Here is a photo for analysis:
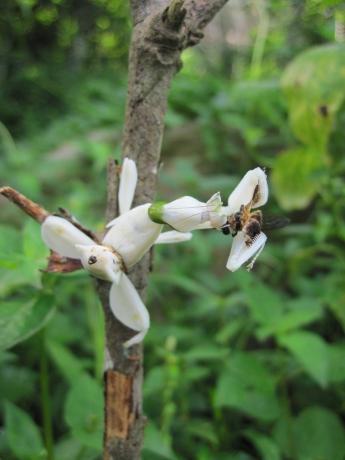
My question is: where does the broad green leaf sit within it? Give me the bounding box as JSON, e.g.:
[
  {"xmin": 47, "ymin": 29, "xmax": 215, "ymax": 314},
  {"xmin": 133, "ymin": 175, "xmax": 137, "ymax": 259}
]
[
  {"xmin": 282, "ymin": 44, "xmax": 345, "ymax": 149},
  {"xmin": 22, "ymin": 219, "xmax": 48, "ymax": 262},
  {"xmin": 143, "ymin": 422, "xmax": 177, "ymax": 460},
  {"xmin": 0, "ymin": 222, "xmax": 47, "ymax": 293},
  {"xmin": 245, "ymin": 430, "xmax": 281, "ymax": 460},
  {"xmin": 0, "ymin": 364, "xmax": 36, "ymax": 407},
  {"xmin": 185, "ymin": 419, "xmax": 218, "ymax": 446},
  {"xmin": 54, "ymin": 437, "xmax": 99, "ymax": 460},
  {"xmin": 214, "ymin": 352, "xmax": 280, "ymax": 421},
  {"xmin": 0, "ymin": 294, "xmax": 55, "ymax": 351},
  {"xmin": 0, "ymin": 225, "xmax": 20, "ymax": 259},
  {"xmin": 294, "ymin": 406, "xmax": 345, "ymax": 460},
  {"xmin": 273, "ymin": 415, "xmax": 295, "ymax": 459},
  {"xmin": 237, "ymin": 272, "xmax": 284, "ymax": 325},
  {"xmin": 152, "ymin": 273, "xmax": 209, "ymax": 296},
  {"xmin": 278, "ymin": 331, "xmax": 329, "ymax": 387},
  {"xmin": 328, "ymin": 344, "xmax": 345, "ymax": 383},
  {"xmin": 272, "ymin": 147, "xmax": 326, "ymax": 211},
  {"xmin": 47, "ymin": 340, "xmax": 86, "ymax": 383},
  {"xmin": 257, "ymin": 297, "xmax": 323, "ymax": 340},
  {"xmin": 5, "ymin": 401, "xmax": 46, "ymax": 460},
  {"xmin": 64, "ymin": 374, "xmax": 103, "ymax": 451},
  {"xmin": 0, "ymin": 264, "xmax": 41, "ymax": 295},
  {"xmin": 216, "ymin": 318, "xmax": 245, "ymax": 344},
  {"xmin": 144, "ymin": 366, "xmax": 165, "ymax": 397},
  {"xmin": 183, "ymin": 365, "xmax": 211, "ymax": 383},
  {"xmin": 325, "ymin": 280, "xmax": 345, "ymax": 332},
  {"xmin": 183, "ymin": 345, "xmax": 229, "ymax": 362}
]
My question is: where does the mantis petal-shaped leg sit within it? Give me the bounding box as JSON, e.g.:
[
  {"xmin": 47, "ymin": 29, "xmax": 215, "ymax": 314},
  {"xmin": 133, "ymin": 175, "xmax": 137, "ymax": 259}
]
[
  {"xmin": 226, "ymin": 231, "xmax": 267, "ymax": 272},
  {"xmin": 118, "ymin": 158, "xmax": 138, "ymax": 215},
  {"xmin": 41, "ymin": 215, "xmax": 94, "ymax": 259},
  {"xmin": 155, "ymin": 230, "xmax": 192, "ymax": 244},
  {"xmin": 109, "ymin": 273, "xmax": 150, "ymax": 348},
  {"xmin": 226, "ymin": 168, "xmax": 268, "ymax": 215}
]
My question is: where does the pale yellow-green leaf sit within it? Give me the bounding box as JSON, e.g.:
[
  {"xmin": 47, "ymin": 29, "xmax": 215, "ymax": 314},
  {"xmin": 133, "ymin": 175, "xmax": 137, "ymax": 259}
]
[
  {"xmin": 272, "ymin": 147, "xmax": 326, "ymax": 210},
  {"xmin": 282, "ymin": 43, "xmax": 345, "ymax": 149}
]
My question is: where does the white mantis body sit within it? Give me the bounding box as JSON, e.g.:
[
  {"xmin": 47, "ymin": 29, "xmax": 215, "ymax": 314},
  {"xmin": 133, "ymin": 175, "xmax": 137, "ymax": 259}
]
[{"xmin": 41, "ymin": 158, "xmax": 192, "ymax": 347}]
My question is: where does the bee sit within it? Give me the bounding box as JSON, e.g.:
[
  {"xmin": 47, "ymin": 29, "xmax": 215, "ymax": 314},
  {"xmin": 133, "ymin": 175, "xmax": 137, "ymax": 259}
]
[{"xmin": 221, "ymin": 184, "xmax": 289, "ymax": 246}]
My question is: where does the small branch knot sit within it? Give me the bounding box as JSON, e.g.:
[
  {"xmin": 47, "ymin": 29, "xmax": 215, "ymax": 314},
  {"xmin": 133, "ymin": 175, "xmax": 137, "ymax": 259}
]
[{"xmin": 162, "ymin": 0, "xmax": 186, "ymax": 30}]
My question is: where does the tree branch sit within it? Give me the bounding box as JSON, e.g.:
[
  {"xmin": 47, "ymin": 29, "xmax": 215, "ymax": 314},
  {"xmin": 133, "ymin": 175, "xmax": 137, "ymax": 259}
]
[
  {"xmin": 0, "ymin": 186, "xmax": 49, "ymax": 223},
  {"xmin": 0, "ymin": 186, "xmax": 95, "ymax": 274},
  {"xmin": 101, "ymin": 1, "xmax": 229, "ymax": 459},
  {"xmin": 105, "ymin": 159, "xmax": 120, "ymax": 224},
  {"xmin": 184, "ymin": 0, "xmax": 229, "ymax": 30}
]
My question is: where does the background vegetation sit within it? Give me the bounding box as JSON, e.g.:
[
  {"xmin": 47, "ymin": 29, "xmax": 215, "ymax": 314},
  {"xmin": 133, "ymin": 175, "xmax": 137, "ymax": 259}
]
[{"xmin": 1, "ymin": 0, "xmax": 345, "ymax": 459}]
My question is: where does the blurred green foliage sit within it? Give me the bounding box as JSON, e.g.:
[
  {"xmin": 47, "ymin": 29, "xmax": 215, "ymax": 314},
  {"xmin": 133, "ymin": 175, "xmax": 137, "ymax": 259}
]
[{"xmin": 1, "ymin": 0, "xmax": 345, "ymax": 459}]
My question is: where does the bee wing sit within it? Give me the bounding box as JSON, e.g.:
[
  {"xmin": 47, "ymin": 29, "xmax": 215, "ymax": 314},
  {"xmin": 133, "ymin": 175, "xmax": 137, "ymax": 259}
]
[
  {"xmin": 41, "ymin": 215, "xmax": 94, "ymax": 259},
  {"xmin": 109, "ymin": 273, "xmax": 149, "ymax": 348},
  {"xmin": 262, "ymin": 215, "xmax": 290, "ymax": 230},
  {"xmin": 118, "ymin": 158, "xmax": 138, "ymax": 215},
  {"xmin": 226, "ymin": 231, "xmax": 267, "ymax": 272}
]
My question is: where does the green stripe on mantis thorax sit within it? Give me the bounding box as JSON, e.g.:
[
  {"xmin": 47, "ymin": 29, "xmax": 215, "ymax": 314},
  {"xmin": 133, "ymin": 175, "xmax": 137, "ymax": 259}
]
[{"xmin": 148, "ymin": 201, "xmax": 167, "ymax": 224}]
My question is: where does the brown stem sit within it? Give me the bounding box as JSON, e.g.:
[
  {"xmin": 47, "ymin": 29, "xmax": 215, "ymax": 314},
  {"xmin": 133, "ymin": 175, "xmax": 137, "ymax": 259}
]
[
  {"xmin": 0, "ymin": 186, "xmax": 92, "ymax": 274},
  {"xmin": 105, "ymin": 158, "xmax": 121, "ymax": 225},
  {"xmin": 100, "ymin": 1, "xmax": 229, "ymax": 459},
  {"xmin": 0, "ymin": 186, "xmax": 49, "ymax": 223}
]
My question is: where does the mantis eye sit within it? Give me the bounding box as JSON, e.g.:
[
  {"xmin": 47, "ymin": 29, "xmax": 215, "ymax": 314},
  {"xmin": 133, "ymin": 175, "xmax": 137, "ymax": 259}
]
[{"xmin": 88, "ymin": 255, "xmax": 97, "ymax": 265}]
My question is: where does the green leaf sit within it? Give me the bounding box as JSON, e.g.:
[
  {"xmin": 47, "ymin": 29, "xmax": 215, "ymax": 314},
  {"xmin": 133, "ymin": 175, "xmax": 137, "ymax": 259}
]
[
  {"xmin": 294, "ymin": 406, "xmax": 345, "ymax": 460},
  {"xmin": 185, "ymin": 420, "xmax": 218, "ymax": 446},
  {"xmin": 183, "ymin": 365, "xmax": 211, "ymax": 383},
  {"xmin": 328, "ymin": 344, "xmax": 345, "ymax": 383},
  {"xmin": 273, "ymin": 414, "xmax": 295, "ymax": 458},
  {"xmin": 257, "ymin": 297, "xmax": 323, "ymax": 340},
  {"xmin": 54, "ymin": 437, "xmax": 100, "ymax": 460},
  {"xmin": 0, "ymin": 264, "xmax": 41, "ymax": 295},
  {"xmin": 237, "ymin": 272, "xmax": 284, "ymax": 325},
  {"xmin": 183, "ymin": 345, "xmax": 229, "ymax": 362},
  {"xmin": 0, "ymin": 294, "xmax": 55, "ymax": 351},
  {"xmin": 282, "ymin": 44, "xmax": 345, "ymax": 149},
  {"xmin": 245, "ymin": 430, "xmax": 281, "ymax": 460},
  {"xmin": 47, "ymin": 340, "xmax": 86, "ymax": 384},
  {"xmin": 325, "ymin": 282, "xmax": 345, "ymax": 332},
  {"xmin": 214, "ymin": 352, "xmax": 280, "ymax": 421},
  {"xmin": 5, "ymin": 401, "xmax": 46, "ymax": 460},
  {"xmin": 215, "ymin": 318, "xmax": 245, "ymax": 344},
  {"xmin": 0, "ymin": 364, "xmax": 36, "ymax": 407},
  {"xmin": 0, "ymin": 225, "xmax": 21, "ymax": 259},
  {"xmin": 278, "ymin": 331, "xmax": 329, "ymax": 387},
  {"xmin": 22, "ymin": 219, "xmax": 48, "ymax": 262},
  {"xmin": 64, "ymin": 374, "xmax": 103, "ymax": 451},
  {"xmin": 0, "ymin": 222, "xmax": 47, "ymax": 293},
  {"xmin": 272, "ymin": 147, "xmax": 326, "ymax": 211},
  {"xmin": 143, "ymin": 422, "xmax": 177, "ymax": 460},
  {"xmin": 144, "ymin": 366, "xmax": 165, "ymax": 397}
]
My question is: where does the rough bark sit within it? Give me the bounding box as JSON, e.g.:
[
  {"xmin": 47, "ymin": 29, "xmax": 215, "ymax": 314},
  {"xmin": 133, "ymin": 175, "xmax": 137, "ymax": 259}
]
[{"xmin": 100, "ymin": 1, "xmax": 228, "ymax": 459}]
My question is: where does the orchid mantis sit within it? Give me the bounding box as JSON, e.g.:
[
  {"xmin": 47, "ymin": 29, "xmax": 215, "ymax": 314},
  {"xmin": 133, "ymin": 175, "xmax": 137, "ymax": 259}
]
[
  {"xmin": 41, "ymin": 158, "xmax": 193, "ymax": 347},
  {"xmin": 41, "ymin": 160, "xmax": 269, "ymax": 347}
]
